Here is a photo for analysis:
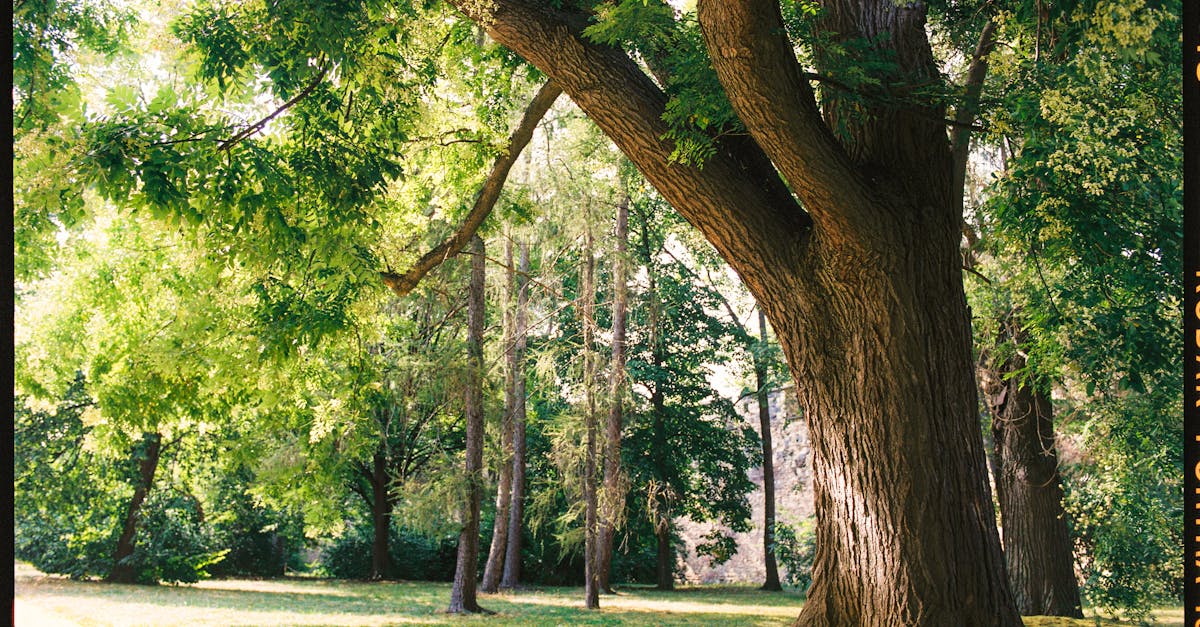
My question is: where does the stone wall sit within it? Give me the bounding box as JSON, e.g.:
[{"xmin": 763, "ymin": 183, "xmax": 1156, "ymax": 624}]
[{"xmin": 676, "ymin": 385, "xmax": 814, "ymax": 584}]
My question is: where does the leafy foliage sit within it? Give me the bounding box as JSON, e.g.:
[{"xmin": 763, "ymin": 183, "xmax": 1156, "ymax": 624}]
[
  {"xmin": 623, "ymin": 193, "xmax": 759, "ymax": 568},
  {"xmin": 14, "ymin": 386, "xmax": 221, "ymax": 584},
  {"xmin": 772, "ymin": 519, "xmax": 816, "ymax": 593},
  {"xmin": 319, "ymin": 522, "xmax": 458, "ymax": 581},
  {"xmin": 965, "ymin": 0, "xmax": 1183, "ymax": 616},
  {"xmin": 207, "ymin": 468, "xmax": 308, "ymax": 578}
]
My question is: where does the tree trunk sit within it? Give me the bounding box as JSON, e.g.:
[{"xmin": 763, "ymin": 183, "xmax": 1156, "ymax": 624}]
[
  {"xmin": 501, "ymin": 239, "xmax": 530, "ymax": 590},
  {"xmin": 756, "ymin": 309, "xmax": 783, "ymax": 592},
  {"xmin": 980, "ymin": 320, "xmax": 1082, "ymax": 617},
  {"xmin": 655, "ymin": 520, "xmax": 674, "ymax": 591},
  {"xmin": 481, "ymin": 237, "xmax": 517, "ymax": 594},
  {"xmin": 581, "ymin": 217, "xmax": 601, "ymax": 610},
  {"xmin": 599, "ymin": 195, "xmax": 629, "ymax": 594},
  {"xmin": 448, "ymin": 235, "xmax": 487, "ymax": 614},
  {"xmin": 451, "ymin": 1, "xmax": 1021, "ymax": 623},
  {"xmin": 369, "ymin": 450, "xmax": 393, "ymax": 581},
  {"xmin": 640, "ymin": 214, "xmax": 676, "ymax": 593},
  {"xmin": 107, "ymin": 432, "xmax": 162, "ymax": 584}
]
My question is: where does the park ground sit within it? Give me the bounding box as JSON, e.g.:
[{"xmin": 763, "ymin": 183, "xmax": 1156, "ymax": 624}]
[{"xmin": 13, "ymin": 562, "xmax": 1183, "ymax": 626}]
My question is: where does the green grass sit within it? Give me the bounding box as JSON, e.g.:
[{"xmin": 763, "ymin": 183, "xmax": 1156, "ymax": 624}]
[
  {"xmin": 14, "ymin": 562, "xmax": 1184, "ymax": 626},
  {"xmin": 15, "ymin": 562, "xmax": 804, "ymax": 626}
]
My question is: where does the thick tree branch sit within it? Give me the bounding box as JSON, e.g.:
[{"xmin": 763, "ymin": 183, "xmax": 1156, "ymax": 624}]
[
  {"xmin": 380, "ymin": 80, "xmax": 562, "ymax": 296},
  {"xmin": 697, "ymin": 0, "xmax": 876, "ymax": 238},
  {"xmin": 447, "ymin": 0, "xmax": 811, "ymax": 299}
]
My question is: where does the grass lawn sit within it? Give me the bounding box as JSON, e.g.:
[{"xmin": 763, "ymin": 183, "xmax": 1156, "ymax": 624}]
[{"xmin": 13, "ymin": 562, "xmax": 1182, "ymax": 626}]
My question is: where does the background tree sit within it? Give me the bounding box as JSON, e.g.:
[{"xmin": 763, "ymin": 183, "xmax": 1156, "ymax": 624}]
[
  {"xmin": 447, "ymin": 235, "xmax": 488, "ymax": 614},
  {"xmin": 624, "ymin": 195, "xmax": 759, "ymax": 591},
  {"xmin": 501, "ymin": 237, "xmax": 532, "ymax": 589},
  {"xmin": 965, "ymin": 0, "xmax": 1183, "ymax": 618},
  {"xmin": 598, "ymin": 193, "xmax": 629, "ymax": 593},
  {"xmin": 15, "ymin": 210, "xmax": 253, "ymax": 584}
]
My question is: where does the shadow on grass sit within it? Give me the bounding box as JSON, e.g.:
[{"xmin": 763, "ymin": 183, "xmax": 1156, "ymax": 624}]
[{"xmin": 15, "ymin": 566, "xmax": 800, "ymax": 626}]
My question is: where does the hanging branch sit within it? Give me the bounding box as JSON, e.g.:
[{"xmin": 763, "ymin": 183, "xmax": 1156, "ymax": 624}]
[{"xmin": 380, "ymin": 80, "xmax": 562, "ymax": 296}]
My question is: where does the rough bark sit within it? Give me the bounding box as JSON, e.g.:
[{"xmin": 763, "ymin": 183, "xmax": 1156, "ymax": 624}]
[
  {"xmin": 381, "ymin": 81, "xmax": 560, "ymax": 297},
  {"xmin": 756, "ymin": 309, "xmax": 783, "ymax": 592},
  {"xmin": 447, "ymin": 236, "xmax": 487, "ymax": 614},
  {"xmin": 980, "ymin": 321, "xmax": 1082, "ymax": 618},
  {"xmin": 582, "ymin": 219, "xmax": 601, "ymax": 610},
  {"xmin": 598, "ymin": 195, "xmax": 629, "ymax": 594},
  {"xmin": 698, "ymin": 4, "xmax": 1016, "ymax": 624},
  {"xmin": 369, "ymin": 450, "xmax": 393, "ymax": 581},
  {"xmin": 481, "ymin": 238, "xmax": 517, "ymax": 594},
  {"xmin": 449, "ymin": 1, "xmax": 1020, "ymax": 623},
  {"xmin": 501, "ymin": 239, "xmax": 530, "ymax": 590},
  {"xmin": 107, "ymin": 432, "xmax": 162, "ymax": 584}
]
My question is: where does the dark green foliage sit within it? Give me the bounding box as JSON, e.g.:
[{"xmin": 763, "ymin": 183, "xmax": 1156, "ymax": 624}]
[
  {"xmin": 208, "ymin": 470, "xmax": 308, "ymax": 578},
  {"xmin": 624, "ymin": 198, "xmax": 759, "ymax": 565},
  {"xmin": 14, "ymin": 384, "xmax": 125, "ymax": 580},
  {"xmin": 15, "ymin": 382, "xmax": 224, "ymax": 585},
  {"xmin": 319, "ymin": 523, "xmax": 457, "ymax": 581},
  {"xmin": 125, "ymin": 489, "xmax": 224, "ymax": 585},
  {"xmin": 1061, "ymin": 389, "xmax": 1182, "ymax": 619},
  {"xmin": 772, "ymin": 520, "xmax": 816, "ymax": 593}
]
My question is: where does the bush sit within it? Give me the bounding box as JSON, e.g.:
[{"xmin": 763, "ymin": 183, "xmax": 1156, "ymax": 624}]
[
  {"xmin": 1061, "ymin": 390, "xmax": 1182, "ymax": 621},
  {"xmin": 773, "ymin": 518, "xmax": 816, "ymax": 594},
  {"xmin": 126, "ymin": 489, "xmax": 225, "ymax": 584},
  {"xmin": 208, "ymin": 471, "xmax": 307, "ymax": 578},
  {"xmin": 319, "ymin": 521, "xmax": 457, "ymax": 581}
]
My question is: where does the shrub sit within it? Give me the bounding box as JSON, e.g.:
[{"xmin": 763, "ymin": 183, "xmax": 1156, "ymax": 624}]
[
  {"xmin": 773, "ymin": 518, "xmax": 816, "ymax": 593},
  {"xmin": 319, "ymin": 522, "xmax": 457, "ymax": 581}
]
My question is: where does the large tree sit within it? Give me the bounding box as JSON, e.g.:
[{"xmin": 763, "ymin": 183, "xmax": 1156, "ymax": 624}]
[
  {"xmin": 445, "ymin": 0, "xmax": 1020, "ymax": 622},
  {"xmin": 39, "ymin": 0, "xmax": 1029, "ymax": 619}
]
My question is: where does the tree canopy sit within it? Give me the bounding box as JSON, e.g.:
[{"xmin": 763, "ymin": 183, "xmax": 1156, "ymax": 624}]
[{"xmin": 12, "ymin": 0, "xmax": 1182, "ymax": 623}]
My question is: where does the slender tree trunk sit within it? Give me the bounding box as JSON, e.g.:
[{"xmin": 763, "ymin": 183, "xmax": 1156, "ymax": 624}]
[
  {"xmin": 582, "ymin": 217, "xmax": 601, "ymax": 610},
  {"xmin": 369, "ymin": 450, "xmax": 393, "ymax": 581},
  {"xmin": 652, "ymin": 381, "xmax": 675, "ymax": 592},
  {"xmin": 641, "ymin": 214, "xmax": 675, "ymax": 593},
  {"xmin": 650, "ymin": 399, "xmax": 674, "ymax": 591},
  {"xmin": 481, "ymin": 238, "xmax": 517, "ymax": 593},
  {"xmin": 599, "ymin": 195, "xmax": 629, "ymax": 594},
  {"xmin": 954, "ymin": 21, "xmax": 1080, "ymax": 616},
  {"xmin": 980, "ymin": 319, "xmax": 1082, "ymax": 617},
  {"xmin": 448, "ymin": 236, "xmax": 487, "ymax": 614},
  {"xmin": 756, "ymin": 309, "xmax": 783, "ymax": 592},
  {"xmin": 107, "ymin": 432, "xmax": 162, "ymax": 584},
  {"xmin": 501, "ymin": 239, "xmax": 530, "ymax": 590}
]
